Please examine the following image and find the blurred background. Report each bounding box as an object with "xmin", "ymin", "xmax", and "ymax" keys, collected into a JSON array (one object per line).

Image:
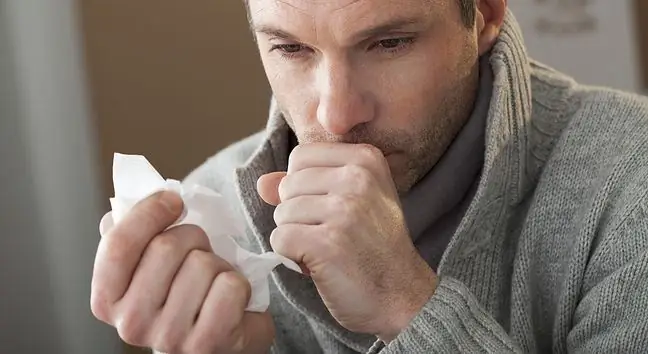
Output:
[{"xmin": 0, "ymin": 1, "xmax": 646, "ymax": 353}]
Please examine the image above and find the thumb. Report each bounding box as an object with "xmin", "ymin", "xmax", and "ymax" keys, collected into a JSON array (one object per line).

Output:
[{"xmin": 257, "ymin": 171, "xmax": 287, "ymax": 206}]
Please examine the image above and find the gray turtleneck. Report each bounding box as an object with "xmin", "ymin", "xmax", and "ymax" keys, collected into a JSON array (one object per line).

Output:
[{"xmin": 401, "ymin": 56, "xmax": 492, "ymax": 271}]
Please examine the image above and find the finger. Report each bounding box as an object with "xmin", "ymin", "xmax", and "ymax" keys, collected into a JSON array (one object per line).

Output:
[
  {"xmin": 92, "ymin": 191, "xmax": 183, "ymax": 311},
  {"xmin": 257, "ymin": 171, "xmax": 287, "ymax": 206},
  {"xmin": 120, "ymin": 225, "xmax": 213, "ymax": 315},
  {"xmin": 274, "ymin": 195, "xmax": 332, "ymax": 225},
  {"xmin": 187, "ymin": 271, "xmax": 252, "ymax": 352},
  {"xmin": 270, "ymin": 223, "xmax": 324, "ymax": 269},
  {"xmin": 288, "ymin": 143, "xmax": 389, "ymax": 181},
  {"xmin": 277, "ymin": 167, "xmax": 333, "ymax": 202},
  {"xmin": 150, "ymin": 250, "xmax": 233, "ymax": 354},
  {"xmin": 278, "ymin": 166, "xmax": 382, "ymax": 202}
]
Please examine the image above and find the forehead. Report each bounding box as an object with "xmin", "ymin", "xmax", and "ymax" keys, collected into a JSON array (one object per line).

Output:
[{"xmin": 247, "ymin": 0, "xmax": 446, "ymax": 27}]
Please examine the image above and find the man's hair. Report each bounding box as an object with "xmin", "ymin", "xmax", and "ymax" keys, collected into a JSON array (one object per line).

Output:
[
  {"xmin": 243, "ymin": 0, "xmax": 476, "ymax": 28},
  {"xmin": 457, "ymin": 0, "xmax": 476, "ymax": 28}
]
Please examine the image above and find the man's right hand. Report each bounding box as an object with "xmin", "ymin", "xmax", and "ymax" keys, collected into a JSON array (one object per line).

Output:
[{"xmin": 90, "ymin": 191, "xmax": 274, "ymax": 354}]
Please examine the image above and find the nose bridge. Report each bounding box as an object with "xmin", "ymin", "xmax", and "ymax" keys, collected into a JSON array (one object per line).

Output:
[
  {"xmin": 316, "ymin": 57, "xmax": 373, "ymax": 135},
  {"xmin": 320, "ymin": 57, "xmax": 353, "ymax": 98}
]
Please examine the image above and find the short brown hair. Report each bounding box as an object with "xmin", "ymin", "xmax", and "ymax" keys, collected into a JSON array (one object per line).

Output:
[
  {"xmin": 243, "ymin": 0, "xmax": 476, "ymax": 28},
  {"xmin": 458, "ymin": 0, "xmax": 476, "ymax": 28}
]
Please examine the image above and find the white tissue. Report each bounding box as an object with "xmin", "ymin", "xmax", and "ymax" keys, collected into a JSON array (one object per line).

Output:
[{"xmin": 100, "ymin": 153, "xmax": 301, "ymax": 312}]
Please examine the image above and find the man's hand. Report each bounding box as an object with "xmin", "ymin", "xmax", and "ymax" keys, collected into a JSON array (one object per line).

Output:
[
  {"xmin": 90, "ymin": 191, "xmax": 274, "ymax": 354},
  {"xmin": 257, "ymin": 143, "xmax": 437, "ymax": 342}
]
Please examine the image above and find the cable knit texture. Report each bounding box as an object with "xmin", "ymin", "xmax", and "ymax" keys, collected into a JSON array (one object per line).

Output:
[{"xmin": 176, "ymin": 10, "xmax": 648, "ymax": 354}]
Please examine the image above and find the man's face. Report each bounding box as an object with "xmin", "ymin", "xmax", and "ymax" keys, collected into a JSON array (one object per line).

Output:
[{"xmin": 248, "ymin": 0, "xmax": 481, "ymax": 193}]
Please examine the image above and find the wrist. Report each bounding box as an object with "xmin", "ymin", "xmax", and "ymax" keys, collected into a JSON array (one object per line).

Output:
[
  {"xmin": 376, "ymin": 300, "xmax": 422, "ymax": 343},
  {"xmin": 377, "ymin": 266, "xmax": 438, "ymax": 343}
]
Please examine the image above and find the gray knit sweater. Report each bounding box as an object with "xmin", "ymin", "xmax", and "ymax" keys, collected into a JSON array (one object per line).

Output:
[{"xmin": 183, "ymin": 11, "xmax": 648, "ymax": 354}]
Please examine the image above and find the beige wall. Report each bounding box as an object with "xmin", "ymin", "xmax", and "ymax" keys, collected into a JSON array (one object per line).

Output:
[{"xmin": 79, "ymin": 0, "xmax": 271, "ymax": 203}]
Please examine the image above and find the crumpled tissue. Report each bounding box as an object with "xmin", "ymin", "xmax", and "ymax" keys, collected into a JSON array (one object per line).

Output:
[{"xmin": 99, "ymin": 153, "xmax": 300, "ymax": 312}]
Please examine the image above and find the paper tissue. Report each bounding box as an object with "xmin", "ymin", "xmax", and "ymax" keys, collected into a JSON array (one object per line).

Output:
[{"xmin": 99, "ymin": 153, "xmax": 300, "ymax": 312}]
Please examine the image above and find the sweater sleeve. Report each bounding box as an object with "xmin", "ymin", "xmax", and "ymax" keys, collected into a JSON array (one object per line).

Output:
[
  {"xmin": 566, "ymin": 251, "xmax": 648, "ymax": 353},
  {"xmin": 565, "ymin": 202, "xmax": 648, "ymax": 353},
  {"xmin": 366, "ymin": 276, "xmax": 521, "ymax": 354}
]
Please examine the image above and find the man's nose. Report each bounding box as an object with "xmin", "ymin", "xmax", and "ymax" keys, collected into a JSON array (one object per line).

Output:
[{"xmin": 316, "ymin": 61, "xmax": 374, "ymax": 136}]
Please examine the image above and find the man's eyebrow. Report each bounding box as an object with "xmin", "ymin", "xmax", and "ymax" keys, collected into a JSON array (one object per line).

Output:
[
  {"xmin": 253, "ymin": 15, "xmax": 428, "ymax": 43},
  {"xmin": 253, "ymin": 25, "xmax": 300, "ymax": 41},
  {"xmin": 350, "ymin": 16, "xmax": 428, "ymax": 41}
]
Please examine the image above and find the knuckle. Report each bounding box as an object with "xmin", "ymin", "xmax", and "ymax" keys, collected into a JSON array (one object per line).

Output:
[
  {"xmin": 269, "ymin": 225, "xmax": 292, "ymax": 254},
  {"xmin": 187, "ymin": 249, "xmax": 218, "ymax": 271},
  {"xmin": 148, "ymin": 232, "xmax": 180, "ymax": 256},
  {"xmin": 277, "ymin": 173, "xmax": 291, "ymax": 201},
  {"xmin": 330, "ymin": 194, "xmax": 348, "ymax": 216},
  {"xmin": 357, "ymin": 143, "xmax": 382, "ymax": 162},
  {"xmin": 269, "ymin": 227, "xmax": 283, "ymax": 251},
  {"xmin": 175, "ymin": 224, "xmax": 211, "ymax": 248},
  {"xmin": 273, "ymin": 202, "xmax": 285, "ymax": 225},
  {"xmin": 288, "ymin": 144, "xmax": 306, "ymax": 171},
  {"xmin": 343, "ymin": 165, "xmax": 372, "ymax": 193},
  {"xmin": 325, "ymin": 224, "xmax": 342, "ymax": 243},
  {"xmin": 330, "ymin": 194, "xmax": 359, "ymax": 217},
  {"xmin": 321, "ymin": 226, "xmax": 345, "ymax": 260},
  {"xmin": 89, "ymin": 290, "xmax": 112, "ymax": 323},
  {"xmin": 152, "ymin": 327, "xmax": 182, "ymax": 354},
  {"xmin": 328, "ymin": 193, "xmax": 346, "ymax": 207},
  {"xmin": 116, "ymin": 311, "xmax": 148, "ymax": 347},
  {"xmin": 217, "ymin": 271, "xmax": 251, "ymax": 300}
]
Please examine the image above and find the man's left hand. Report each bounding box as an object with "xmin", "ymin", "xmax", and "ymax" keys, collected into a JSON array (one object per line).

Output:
[{"xmin": 257, "ymin": 143, "xmax": 438, "ymax": 342}]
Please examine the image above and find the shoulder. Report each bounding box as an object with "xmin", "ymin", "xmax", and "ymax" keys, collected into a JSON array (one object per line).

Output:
[
  {"xmin": 183, "ymin": 130, "xmax": 267, "ymax": 192},
  {"xmin": 527, "ymin": 60, "xmax": 648, "ymax": 176},
  {"xmin": 531, "ymin": 60, "xmax": 648, "ymax": 167},
  {"xmin": 529, "ymin": 60, "xmax": 648, "ymax": 204},
  {"xmin": 529, "ymin": 59, "xmax": 648, "ymax": 135}
]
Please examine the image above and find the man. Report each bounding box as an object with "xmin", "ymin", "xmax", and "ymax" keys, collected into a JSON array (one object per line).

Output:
[{"xmin": 90, "ymin": 0, "xmax": 648, "ymax": 353}]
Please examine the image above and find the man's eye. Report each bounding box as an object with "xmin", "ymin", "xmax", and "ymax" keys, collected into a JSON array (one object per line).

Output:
[
  {"xmin": 278, "ymin": 44, "xmax": 304, "ymax": 53},
  {"xmin": 270, "ymin": 43, "xmax": 308, "ymax": 58},
  {"xmin": 370, "ymin": 37, "xmax": 416, "ymax": 54},
  {"xmin": 378, "ymin": 38, "xmax": 404, "ymax": 49}
]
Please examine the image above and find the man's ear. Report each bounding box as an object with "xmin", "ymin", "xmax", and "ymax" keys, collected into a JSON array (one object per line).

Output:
[{"xmin": 475, "ymin": 0, "xmax": 507, "ymax": 56}]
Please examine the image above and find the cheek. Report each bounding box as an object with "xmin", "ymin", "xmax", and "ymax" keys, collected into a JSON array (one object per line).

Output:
[
  {"xmin": 368, "ymin": 60, "xmax": 444, "ymax": 131},
  {"xmin": 261, "ymin": 59, "xmax": 318, "ymax": 131},
  {"xmin": 369, "ymin": 37, "xmax": 475, "ymax": 130}
]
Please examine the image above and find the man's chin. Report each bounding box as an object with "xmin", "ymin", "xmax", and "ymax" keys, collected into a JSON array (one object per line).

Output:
[
  {"xmin": 386, "ymin": 160, "xmax": 416, "ymax": 195},
  {"xmin": 391, "ymin": 160, "xmax": 432, "ymax": 196}
]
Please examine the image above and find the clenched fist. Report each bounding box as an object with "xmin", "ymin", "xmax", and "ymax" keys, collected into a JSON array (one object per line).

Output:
[
  {"xmin": 91, "ymin": 191, "xmax": 274, "ymax": 354},
  {"xmin": 257, "ymin": 143, "xmax": 438, "ymax": 342}
]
